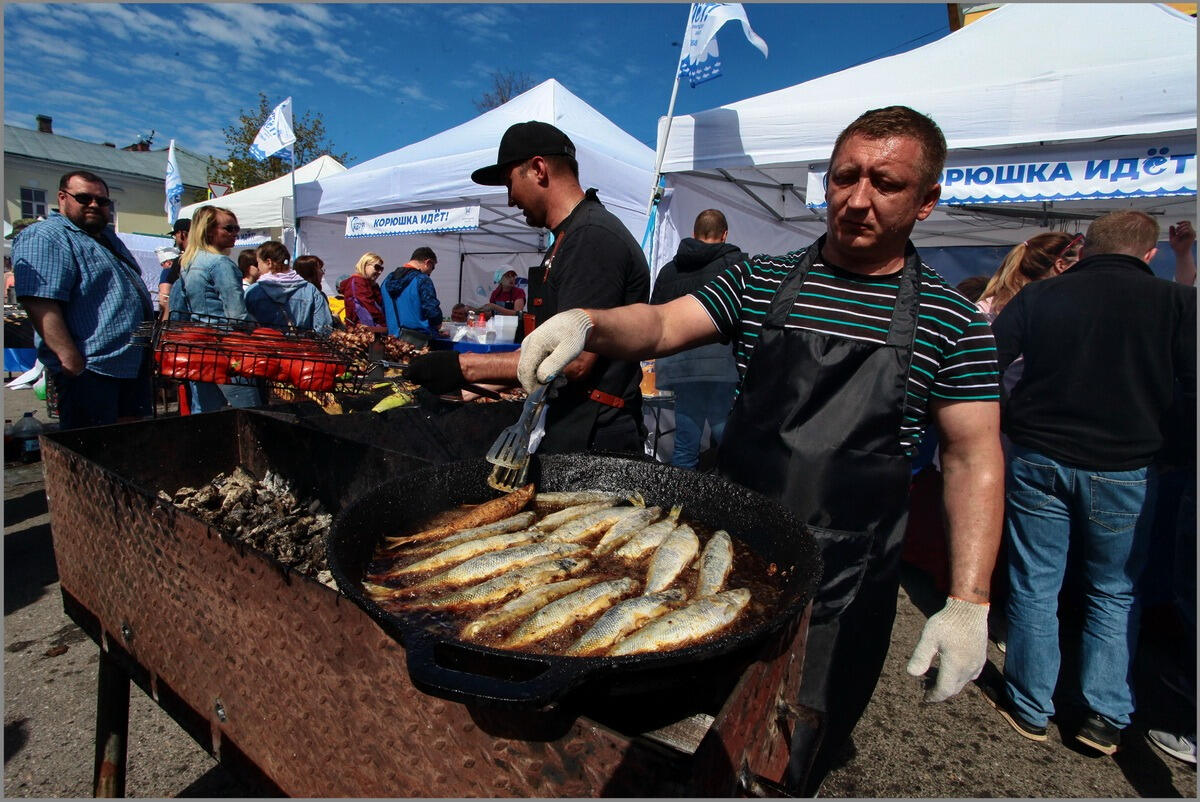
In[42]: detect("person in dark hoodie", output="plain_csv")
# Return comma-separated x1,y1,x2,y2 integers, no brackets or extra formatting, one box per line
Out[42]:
245,241,333,335
381,246,444,346
649,209,745,469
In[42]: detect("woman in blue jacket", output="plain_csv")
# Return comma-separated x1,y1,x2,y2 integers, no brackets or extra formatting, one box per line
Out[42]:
245,241,333,335
168,205,260,412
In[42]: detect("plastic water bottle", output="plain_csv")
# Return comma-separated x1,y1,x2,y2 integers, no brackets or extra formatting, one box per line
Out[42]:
12,411,44,463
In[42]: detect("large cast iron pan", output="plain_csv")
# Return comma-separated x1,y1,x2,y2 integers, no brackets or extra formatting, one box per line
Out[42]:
328,453,822,710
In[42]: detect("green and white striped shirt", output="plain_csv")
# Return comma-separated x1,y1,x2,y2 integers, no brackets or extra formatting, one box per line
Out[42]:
693,247,1000,458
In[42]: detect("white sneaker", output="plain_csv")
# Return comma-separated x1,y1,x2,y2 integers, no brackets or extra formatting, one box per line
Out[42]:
1147,729,1197,765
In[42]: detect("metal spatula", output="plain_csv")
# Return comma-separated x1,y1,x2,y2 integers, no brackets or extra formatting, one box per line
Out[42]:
485,375,556,492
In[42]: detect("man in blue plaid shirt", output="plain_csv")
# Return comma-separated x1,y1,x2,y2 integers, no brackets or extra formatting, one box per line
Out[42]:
14,170,154,429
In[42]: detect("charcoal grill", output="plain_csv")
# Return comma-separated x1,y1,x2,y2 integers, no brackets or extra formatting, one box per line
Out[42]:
43,409,814,796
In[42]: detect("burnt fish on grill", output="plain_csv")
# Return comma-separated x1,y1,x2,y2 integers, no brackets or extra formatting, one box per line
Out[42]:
382,484,535,548
565,588,687,657
608,588,752,656
503,578,639,648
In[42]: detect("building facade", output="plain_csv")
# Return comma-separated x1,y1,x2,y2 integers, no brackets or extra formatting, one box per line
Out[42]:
4,115,211,237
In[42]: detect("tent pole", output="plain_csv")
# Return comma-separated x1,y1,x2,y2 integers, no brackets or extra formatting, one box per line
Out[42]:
647,72,682,219
289,145,302,255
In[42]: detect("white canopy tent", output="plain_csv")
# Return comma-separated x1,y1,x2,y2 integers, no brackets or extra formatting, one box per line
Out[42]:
649,3,1197,277
180,155,347,232
295,79,655,306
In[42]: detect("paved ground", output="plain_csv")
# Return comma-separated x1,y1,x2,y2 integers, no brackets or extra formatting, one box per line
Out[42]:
3,383,1195,796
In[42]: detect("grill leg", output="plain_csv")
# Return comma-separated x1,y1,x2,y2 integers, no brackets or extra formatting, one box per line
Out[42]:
93,648,129,797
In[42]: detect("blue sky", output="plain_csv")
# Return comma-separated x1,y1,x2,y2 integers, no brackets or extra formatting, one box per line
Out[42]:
3,3,952,165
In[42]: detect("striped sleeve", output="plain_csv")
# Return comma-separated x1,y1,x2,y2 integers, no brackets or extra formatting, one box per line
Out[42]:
692,257,751,338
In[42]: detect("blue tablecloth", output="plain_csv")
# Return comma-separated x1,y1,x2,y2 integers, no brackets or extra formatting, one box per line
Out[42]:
430,337,520,354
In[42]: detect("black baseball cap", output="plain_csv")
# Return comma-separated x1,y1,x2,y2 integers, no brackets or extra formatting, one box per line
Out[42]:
167,218,191,236
471,121,577,186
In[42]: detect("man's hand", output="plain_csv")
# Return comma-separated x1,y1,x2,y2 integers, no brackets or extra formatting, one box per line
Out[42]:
905,596,989,703
1169,220,1195,256
407,351,465,394
516,309,593,392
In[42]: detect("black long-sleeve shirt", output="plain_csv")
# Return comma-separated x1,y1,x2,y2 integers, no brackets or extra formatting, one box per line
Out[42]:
991,253,1196,471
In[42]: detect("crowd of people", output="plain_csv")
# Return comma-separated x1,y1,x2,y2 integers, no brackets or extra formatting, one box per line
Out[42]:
9,108,1196,793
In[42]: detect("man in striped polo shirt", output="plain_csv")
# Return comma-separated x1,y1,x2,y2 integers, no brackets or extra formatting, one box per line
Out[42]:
518,106,1004,794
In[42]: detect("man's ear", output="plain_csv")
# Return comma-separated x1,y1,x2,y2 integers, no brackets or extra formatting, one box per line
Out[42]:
1143,246,1158,264
915,182,941,222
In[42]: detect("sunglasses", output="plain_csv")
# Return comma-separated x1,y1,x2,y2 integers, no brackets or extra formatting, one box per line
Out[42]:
1058,233,1084,259
62,190,113,208
219,224,241,234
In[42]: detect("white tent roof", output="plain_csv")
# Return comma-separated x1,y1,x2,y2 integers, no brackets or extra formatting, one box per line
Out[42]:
651,3,1196,263
294,79,655,304
181,155,346,230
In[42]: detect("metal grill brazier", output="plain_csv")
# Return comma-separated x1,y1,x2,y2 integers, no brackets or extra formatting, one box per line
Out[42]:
43,409,818,796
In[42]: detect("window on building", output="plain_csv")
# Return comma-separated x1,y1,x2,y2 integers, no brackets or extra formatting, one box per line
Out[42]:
20,187,47,219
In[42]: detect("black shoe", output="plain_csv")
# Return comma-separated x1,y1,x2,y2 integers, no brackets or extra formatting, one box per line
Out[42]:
1076,713,1121,755
982,685,1048,742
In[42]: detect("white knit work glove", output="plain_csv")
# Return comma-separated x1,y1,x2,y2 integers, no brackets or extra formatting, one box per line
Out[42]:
905,596,989,703
517,309,594,393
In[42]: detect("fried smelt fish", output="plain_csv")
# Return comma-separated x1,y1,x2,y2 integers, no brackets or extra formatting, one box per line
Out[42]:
644,524,700,593
532,502,615,532
460,577,601,641
534,490,644,510
565,588,686,657
503,578,639,648
407,542,585,593
383,484,535,548
695,530,734,597
420,557,592,610
370,529,543,579
613,507,683,562
541,506,650,545
389,512,538,556
592,506,662,556
608,588,751,656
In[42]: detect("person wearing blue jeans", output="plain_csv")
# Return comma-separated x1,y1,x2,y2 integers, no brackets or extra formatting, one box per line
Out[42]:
648,209,745,470
989,210,1196,756
667,379,736,468
1002,443,1157,736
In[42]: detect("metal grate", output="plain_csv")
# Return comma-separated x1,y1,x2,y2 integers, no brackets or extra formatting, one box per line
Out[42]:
134,316,373,395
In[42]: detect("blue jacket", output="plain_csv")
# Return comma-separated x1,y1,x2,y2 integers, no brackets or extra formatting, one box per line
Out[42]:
245,273,333,335
381,266,442,337
650,238,744,388
168,250,250,323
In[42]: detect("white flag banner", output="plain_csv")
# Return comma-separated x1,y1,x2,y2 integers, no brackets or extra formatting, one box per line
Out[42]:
677,3,768,88
344,204,481,238
164,139,183,224
248,97,296,162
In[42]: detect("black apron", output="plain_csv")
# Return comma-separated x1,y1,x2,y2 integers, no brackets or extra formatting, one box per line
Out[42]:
718,237,920,794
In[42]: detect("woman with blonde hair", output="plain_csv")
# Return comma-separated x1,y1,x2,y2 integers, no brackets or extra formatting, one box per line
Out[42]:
977,232,1082,321
337,251,386,332
168,205,261,411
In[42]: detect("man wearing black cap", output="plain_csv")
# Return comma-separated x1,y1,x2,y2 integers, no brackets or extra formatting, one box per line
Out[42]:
157,217,190,319
408,121,650,453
